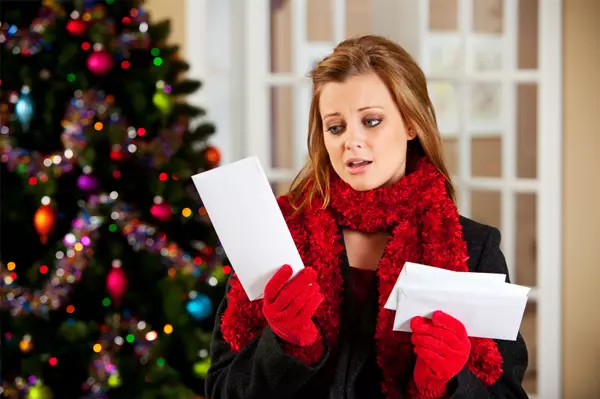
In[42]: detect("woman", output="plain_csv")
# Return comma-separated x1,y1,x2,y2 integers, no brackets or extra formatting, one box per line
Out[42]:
205,35,529,399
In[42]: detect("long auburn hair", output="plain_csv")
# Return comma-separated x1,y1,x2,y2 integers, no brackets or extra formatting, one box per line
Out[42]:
288,35,455,212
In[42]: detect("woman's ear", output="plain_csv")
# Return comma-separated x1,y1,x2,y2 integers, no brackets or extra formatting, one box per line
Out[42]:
407,126,417,140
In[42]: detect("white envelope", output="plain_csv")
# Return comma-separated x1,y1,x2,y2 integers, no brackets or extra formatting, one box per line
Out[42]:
384,262,507,310
191,156,304,300
392,282,530,340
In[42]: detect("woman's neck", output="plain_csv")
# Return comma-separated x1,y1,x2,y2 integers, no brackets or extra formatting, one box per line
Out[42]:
343,228,390,271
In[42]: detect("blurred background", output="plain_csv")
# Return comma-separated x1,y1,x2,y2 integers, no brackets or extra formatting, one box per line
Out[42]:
2,0,598,398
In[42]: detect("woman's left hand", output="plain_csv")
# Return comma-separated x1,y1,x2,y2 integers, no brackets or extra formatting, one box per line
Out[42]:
410,310,471,393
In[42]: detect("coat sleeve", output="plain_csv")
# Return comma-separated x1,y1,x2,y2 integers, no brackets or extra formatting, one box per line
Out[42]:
204,280,331,399
448,226,530,398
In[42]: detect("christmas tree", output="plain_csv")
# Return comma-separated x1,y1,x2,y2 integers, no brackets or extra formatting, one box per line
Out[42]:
0,1,229,398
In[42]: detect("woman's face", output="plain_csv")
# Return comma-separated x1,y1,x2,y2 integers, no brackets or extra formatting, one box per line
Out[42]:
320,72,415,191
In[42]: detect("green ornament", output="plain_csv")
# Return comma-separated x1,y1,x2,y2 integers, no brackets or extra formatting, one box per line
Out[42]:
17,163,28,175
193,358,211,377
28,382,53,399
108,374,121,388
153,90,173,116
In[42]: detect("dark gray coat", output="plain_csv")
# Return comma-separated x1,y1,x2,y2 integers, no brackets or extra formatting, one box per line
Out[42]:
205,217,530,399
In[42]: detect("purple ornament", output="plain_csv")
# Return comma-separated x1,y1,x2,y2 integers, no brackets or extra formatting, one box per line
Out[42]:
87,50,113,75
77,174,99,192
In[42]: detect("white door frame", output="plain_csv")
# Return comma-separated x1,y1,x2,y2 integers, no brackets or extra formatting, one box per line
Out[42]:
415,1,563,398
536,2,563,398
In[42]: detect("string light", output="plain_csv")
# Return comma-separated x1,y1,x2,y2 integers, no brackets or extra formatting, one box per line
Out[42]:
19,335,32,352
145,331,158,341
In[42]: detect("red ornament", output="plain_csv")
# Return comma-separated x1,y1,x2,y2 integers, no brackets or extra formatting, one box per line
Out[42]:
66,19,86,36
204,146,221,168
34,204,55,244
87,50,114,75
150,202,172,221
110,148,124,161
106,265,127,305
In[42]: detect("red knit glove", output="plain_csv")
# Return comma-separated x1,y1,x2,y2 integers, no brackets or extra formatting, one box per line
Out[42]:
262,265,324,347
410,310,471,396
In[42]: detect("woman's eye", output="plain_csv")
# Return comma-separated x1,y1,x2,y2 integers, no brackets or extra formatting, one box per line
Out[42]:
364,118,382,128
327,125,344,135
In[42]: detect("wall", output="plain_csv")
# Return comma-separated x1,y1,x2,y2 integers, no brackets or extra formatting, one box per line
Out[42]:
562,0,600,397
144,0,187,55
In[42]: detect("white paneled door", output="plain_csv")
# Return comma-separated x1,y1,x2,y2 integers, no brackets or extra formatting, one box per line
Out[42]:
418,2,563,398
231,1,562,397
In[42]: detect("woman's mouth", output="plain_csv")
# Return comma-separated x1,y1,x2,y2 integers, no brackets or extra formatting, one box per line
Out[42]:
345,159,372,175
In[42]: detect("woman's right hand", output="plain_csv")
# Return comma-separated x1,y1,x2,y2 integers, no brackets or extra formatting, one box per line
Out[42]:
262,264,324,347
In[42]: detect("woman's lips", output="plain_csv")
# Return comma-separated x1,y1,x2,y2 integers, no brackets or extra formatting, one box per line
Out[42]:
346,160,372,175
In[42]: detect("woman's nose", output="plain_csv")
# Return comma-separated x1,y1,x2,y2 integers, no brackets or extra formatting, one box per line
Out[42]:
344,126,366,150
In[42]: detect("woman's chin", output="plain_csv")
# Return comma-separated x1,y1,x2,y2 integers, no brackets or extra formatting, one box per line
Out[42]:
343,176,381,192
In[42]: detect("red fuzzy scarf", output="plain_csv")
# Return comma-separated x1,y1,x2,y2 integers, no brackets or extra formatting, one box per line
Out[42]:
220,158,503,398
